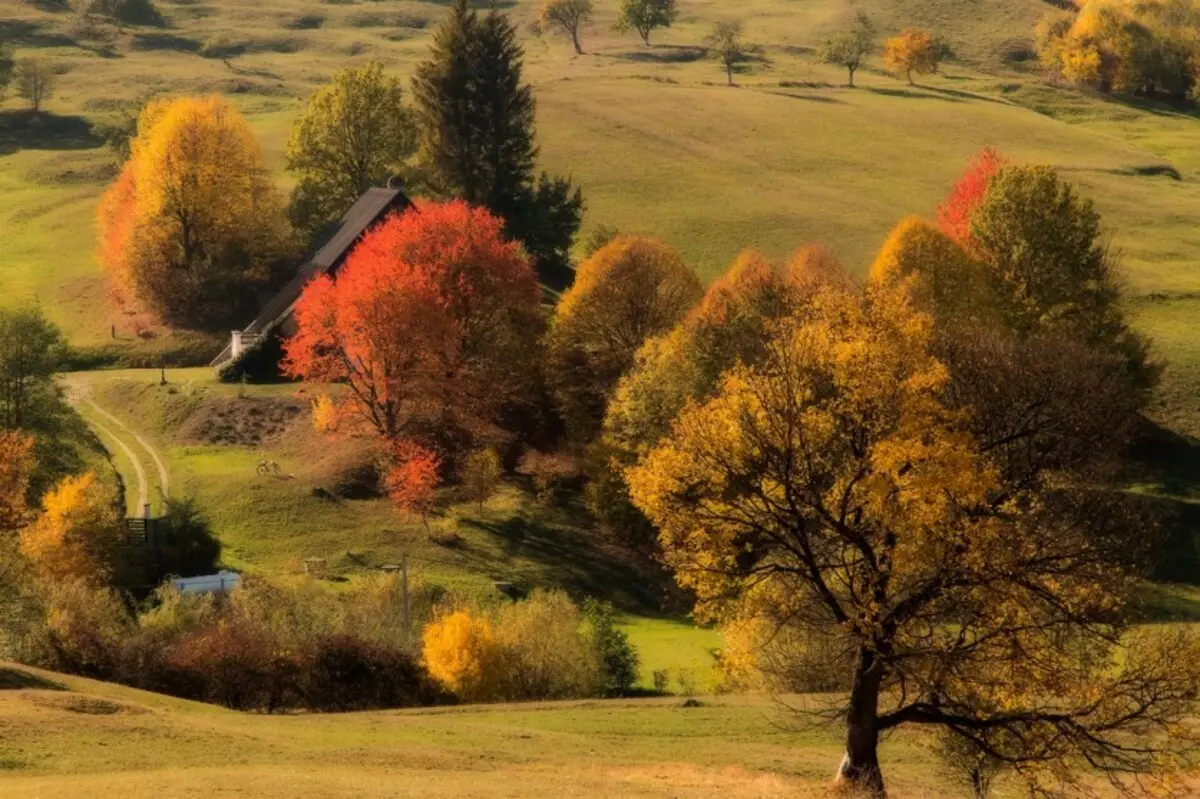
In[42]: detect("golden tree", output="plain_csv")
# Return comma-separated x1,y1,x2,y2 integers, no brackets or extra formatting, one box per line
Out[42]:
19,472,132,589
96,95,292,330
0,431,34,534
546,236,702,441
884,28,937,85
628,277,1198,796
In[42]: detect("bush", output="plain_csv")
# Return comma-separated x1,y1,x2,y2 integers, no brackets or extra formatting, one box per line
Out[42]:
299,635,443,711
493,589,601,701
41,578,132,678
582,599,639,696
421,610,499,702
152,497,221,581
421,591,634,703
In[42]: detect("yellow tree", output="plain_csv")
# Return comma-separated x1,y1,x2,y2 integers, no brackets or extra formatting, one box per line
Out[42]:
628,277,1197,796
546,236,702,441
19,472,133,589
884,28,937,85
96,95,293,331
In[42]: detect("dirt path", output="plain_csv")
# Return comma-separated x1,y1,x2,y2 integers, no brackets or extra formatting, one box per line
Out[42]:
64,377,170,516
83,410,149,513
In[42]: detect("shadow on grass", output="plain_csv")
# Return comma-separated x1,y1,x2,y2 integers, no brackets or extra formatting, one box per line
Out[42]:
1127,420,1200,584
132,32,202,53
0,111,103,157
459,511,670,613
0,19,77,48
762,90,844,105
611,45,707,64
865,85,968,103
0,667,65,691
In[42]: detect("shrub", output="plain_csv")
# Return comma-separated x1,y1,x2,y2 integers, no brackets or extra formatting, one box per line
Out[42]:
582,599,639,696
166,618,300,711
421,609,499,702
41,578,132,678
152,497,221,581
299,635,443,711
493,589,601,701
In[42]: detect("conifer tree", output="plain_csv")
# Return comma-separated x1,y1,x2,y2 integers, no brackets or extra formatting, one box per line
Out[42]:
412,0,583,281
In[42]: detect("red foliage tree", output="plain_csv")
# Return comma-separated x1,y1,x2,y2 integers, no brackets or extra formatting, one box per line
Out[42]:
284,201,542,453
385,441,440,532
936,147,1006,247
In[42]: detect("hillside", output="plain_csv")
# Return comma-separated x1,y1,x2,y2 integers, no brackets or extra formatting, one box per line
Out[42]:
1,0,1199,440
0,661,1159,798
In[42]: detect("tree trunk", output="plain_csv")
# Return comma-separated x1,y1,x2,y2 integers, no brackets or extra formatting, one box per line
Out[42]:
727,62,734,86
572,29,583,55
834,647,886,797
848,66,856,88
906,69,914,86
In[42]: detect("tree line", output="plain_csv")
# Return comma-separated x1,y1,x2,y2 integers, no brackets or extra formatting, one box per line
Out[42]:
1037,0,1200,102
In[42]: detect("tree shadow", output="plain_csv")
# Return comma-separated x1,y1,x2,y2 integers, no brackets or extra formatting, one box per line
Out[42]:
762,89,844,105
0,111,103,157
132,32,202,53
612,45,707,64
0,667,65,691
1127,420,1200,584
0,19,77,48
864,85,967,103
26,0,73,12
458,511,671,613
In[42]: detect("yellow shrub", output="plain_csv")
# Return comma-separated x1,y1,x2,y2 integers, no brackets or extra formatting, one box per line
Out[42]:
20,472,130,587
311,394,339,433
421,610,499,701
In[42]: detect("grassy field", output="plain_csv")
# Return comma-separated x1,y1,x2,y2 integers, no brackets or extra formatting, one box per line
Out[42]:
0,661,1142,798
2,0,1199,435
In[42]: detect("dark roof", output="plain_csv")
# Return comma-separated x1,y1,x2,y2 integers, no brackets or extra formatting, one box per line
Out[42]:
211,187,411,365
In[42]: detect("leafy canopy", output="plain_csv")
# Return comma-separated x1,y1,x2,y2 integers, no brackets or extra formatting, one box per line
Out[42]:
615,0,679,45
546,236,702,441
284,200,541,456
286,61,417,237
818,12,876,87
96,95,293,331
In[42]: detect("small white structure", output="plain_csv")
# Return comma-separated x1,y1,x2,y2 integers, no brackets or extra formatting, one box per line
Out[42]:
171,571,242,595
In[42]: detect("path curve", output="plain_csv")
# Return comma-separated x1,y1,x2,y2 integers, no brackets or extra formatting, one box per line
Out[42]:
85,398,171,501
85,412,149,513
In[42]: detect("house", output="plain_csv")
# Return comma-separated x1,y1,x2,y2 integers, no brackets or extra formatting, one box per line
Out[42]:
212,186,413,366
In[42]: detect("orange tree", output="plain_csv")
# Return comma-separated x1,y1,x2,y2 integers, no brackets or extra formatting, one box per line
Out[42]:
96,95,293,330
884,28,937,85
284,200,542,461
628,274,1197,796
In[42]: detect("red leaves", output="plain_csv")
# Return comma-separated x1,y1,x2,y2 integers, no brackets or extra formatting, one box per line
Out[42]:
937,147,1006,248
385,441,440,522
284,200,540,446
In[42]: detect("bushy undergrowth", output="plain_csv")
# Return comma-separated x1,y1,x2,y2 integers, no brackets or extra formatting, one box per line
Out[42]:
421,589,639,703
7,574,449,713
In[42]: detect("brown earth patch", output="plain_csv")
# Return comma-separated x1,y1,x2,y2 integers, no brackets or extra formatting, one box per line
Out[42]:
177,396,304,446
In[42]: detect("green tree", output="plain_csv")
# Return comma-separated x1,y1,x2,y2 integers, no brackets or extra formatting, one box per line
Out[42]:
286,62,418,238
615,0,679,46
412,0,583,278
15,57,56,113
707,19,752,86
462,448,502,513
969,164,1156,391
538,0,593,55
0,307,81,501
819,12,876,87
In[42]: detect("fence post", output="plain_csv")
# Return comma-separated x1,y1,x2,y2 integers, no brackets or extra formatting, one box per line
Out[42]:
402,554,411,640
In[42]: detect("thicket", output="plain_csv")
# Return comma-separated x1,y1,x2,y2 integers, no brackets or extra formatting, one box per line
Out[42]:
1037,0,1200,102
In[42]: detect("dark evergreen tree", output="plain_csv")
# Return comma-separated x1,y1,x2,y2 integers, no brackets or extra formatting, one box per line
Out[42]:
412,0,583,281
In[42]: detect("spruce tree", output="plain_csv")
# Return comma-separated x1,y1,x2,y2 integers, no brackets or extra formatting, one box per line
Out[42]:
412,0,583,284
